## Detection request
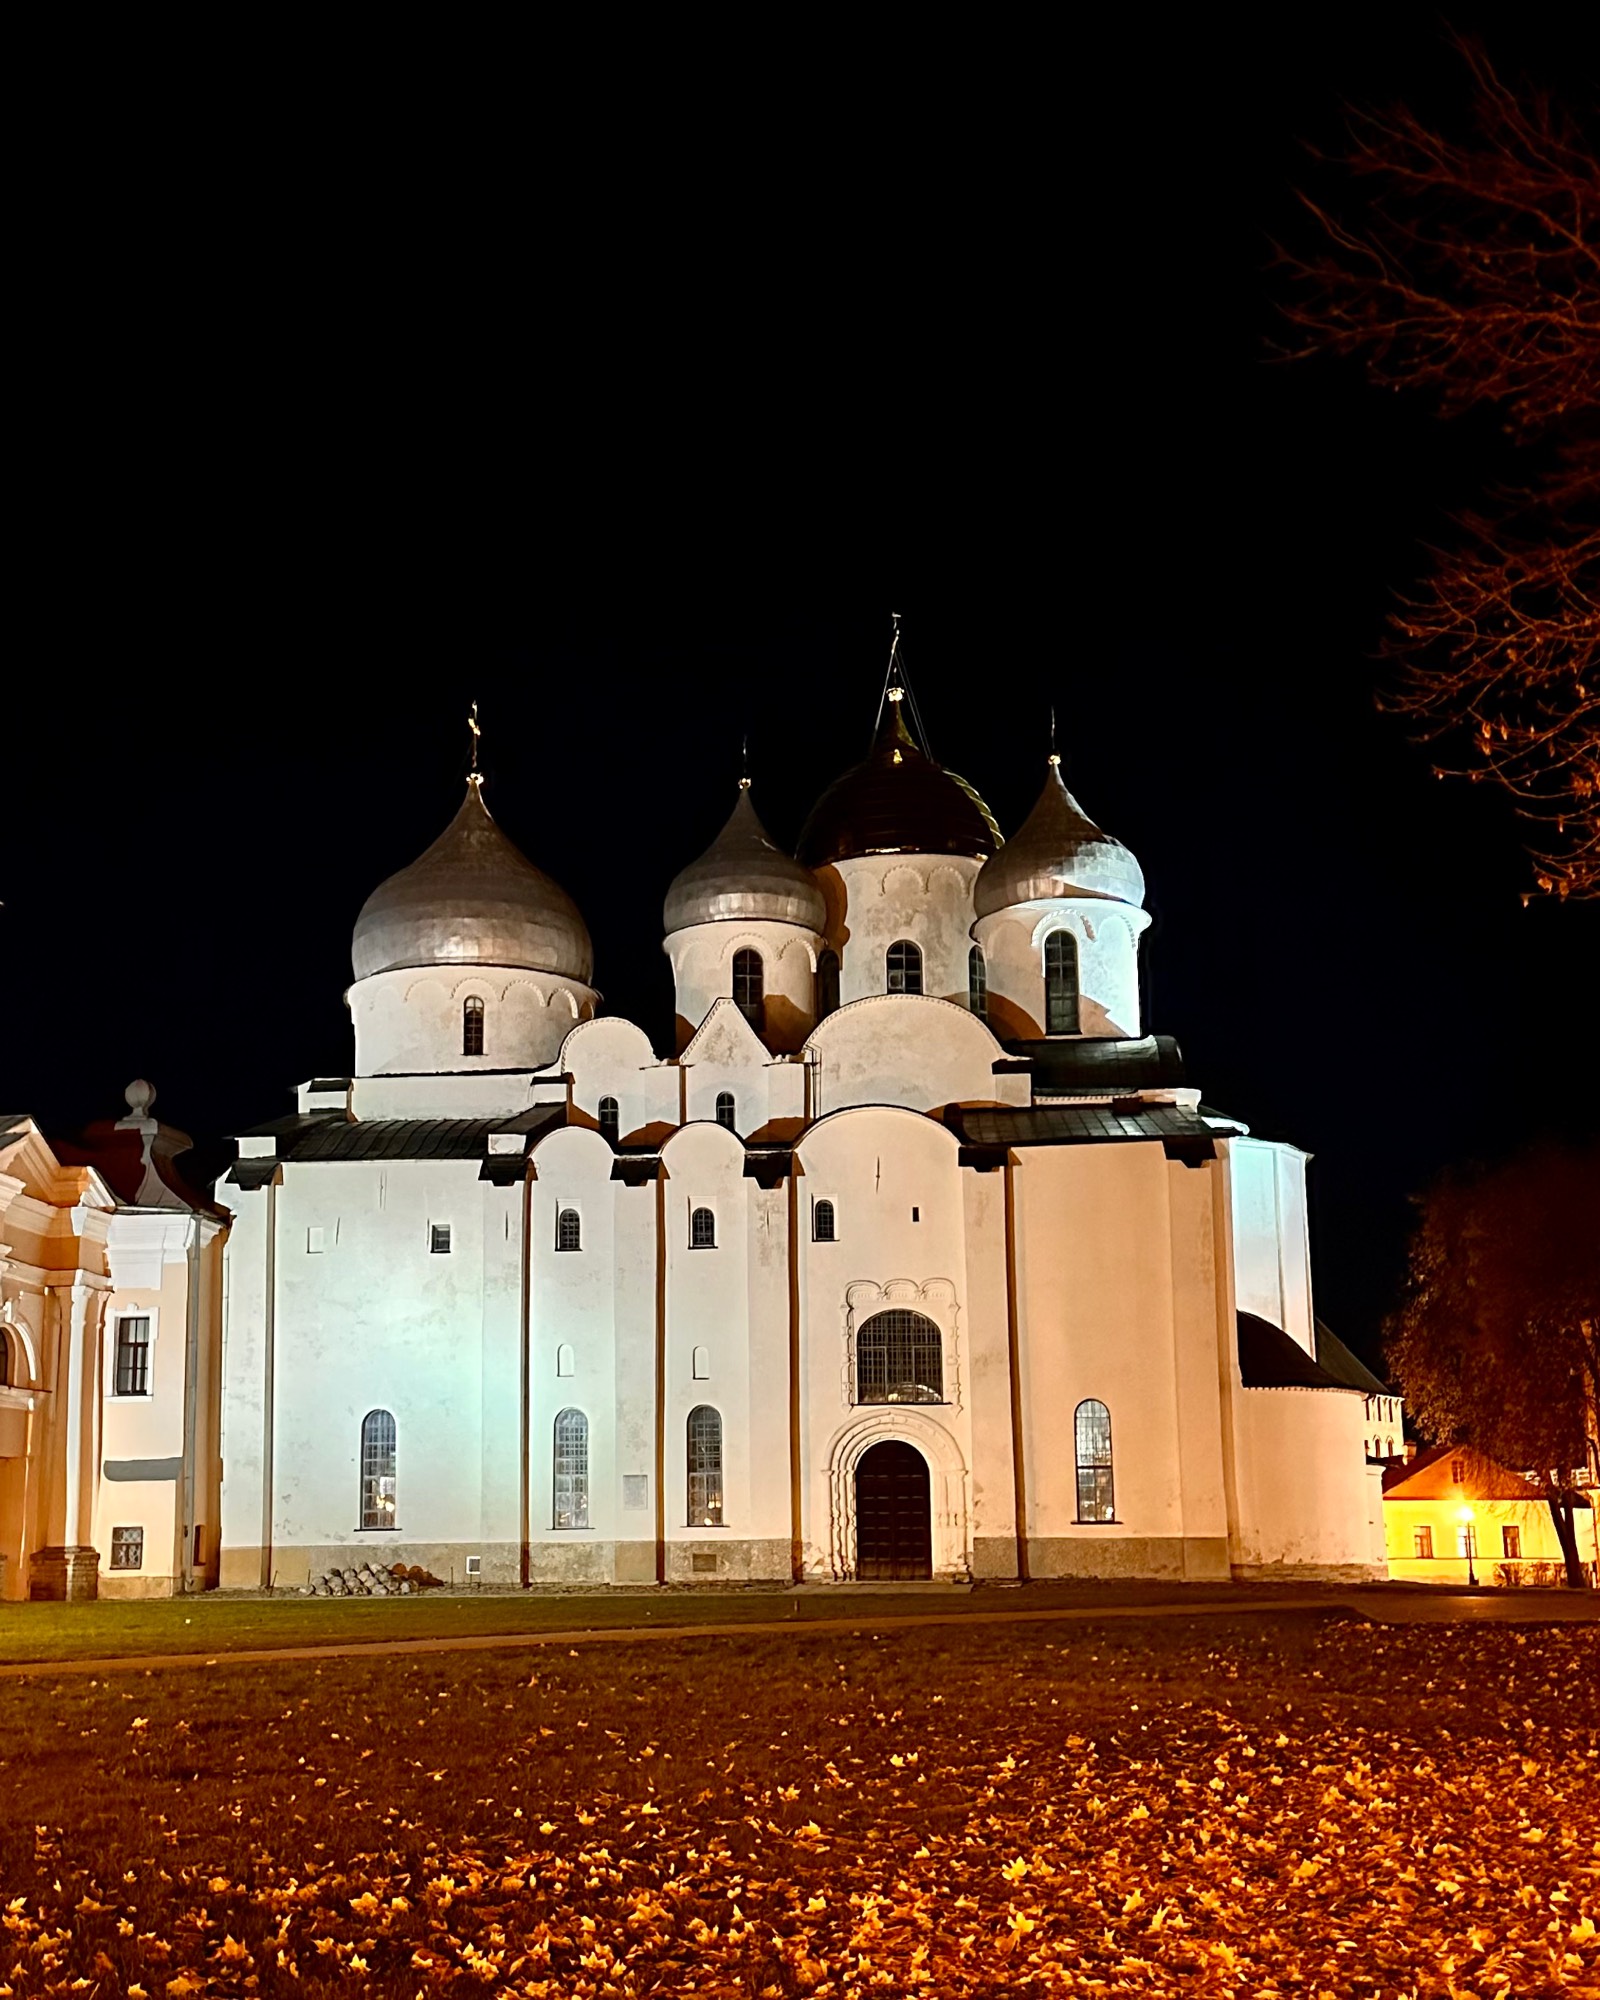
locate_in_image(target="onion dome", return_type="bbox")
[974,756,1144,915]
[797,691,1001,867]
[352,777,593,982]
[664,781,826,935]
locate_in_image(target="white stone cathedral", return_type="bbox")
[214,674,1390,1590]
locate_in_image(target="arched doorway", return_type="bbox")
[854,1439,931,1580]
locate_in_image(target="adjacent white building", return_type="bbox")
[215,677,1388,1590]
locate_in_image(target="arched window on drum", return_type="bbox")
[1044,929,1080,1035]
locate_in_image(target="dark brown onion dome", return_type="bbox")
[796,694,1001,867]
[973,757,1144,914]
[663,782,827,935]
[353,778,593,982]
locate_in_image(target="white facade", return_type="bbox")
[214,693,1385,1589]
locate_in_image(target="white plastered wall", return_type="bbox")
[349,964,597,1077]
[559,1017,678,1145]
[664,920,822,1055]
[821,855,984,1008]
[805,995,1014,1117]
[971,901,1148,1041]
[1229,1138,1315,1355]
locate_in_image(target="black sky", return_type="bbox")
[5,11,1596,1370]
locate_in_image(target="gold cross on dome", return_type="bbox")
[467,700,482,776]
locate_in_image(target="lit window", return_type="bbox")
[463,996,485,1056]
[886,939,923,995]
[968,945,987,1019]
[110,1525,144,1571]
[557,1207,582,1252]
[553,1408,589,1530]
[1502,1525,1521,1560]
[687,1405,724,1527]
[429,1224,452,1255]
[1044,930,1080,1035]
[733,949,764,1033]
[114,1316,152,1397]
[1457,1522,1478,1559]
[690,1207,716,1249]
[856,1309,942,1404]
[715,1091,737,1131]
[1414,1526,1433,1559]
[817,949,840,1018]
[1074,1399,1114,1522]
[813,1198,836,1243]
[598,1097,620,1145]
[360,1410,397,1529]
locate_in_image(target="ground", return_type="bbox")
[1,1604,1596,1997]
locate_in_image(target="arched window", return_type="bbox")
[968,945,987,1019]
[687,1405,724,1526]
[1074,1399,1114,1522]
[360,1410,397,1529]
[553,1408,589,1529]
[556,1343,576,1378]
[598,1097,620,1145]
[1385,1436,1395,1459]
[886,939,923,995]
[556,1207,582,1252]
[855,1309,943,1404]
[715,1090,737,1131]
[817,949,840,1019]
[462,996,485,1056]
[732,948,764,1032]
[813,1198,836,1243]
[690,1206,716,1249]
[1044,930,1079,1035]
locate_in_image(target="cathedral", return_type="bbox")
[206,664,1390,1591]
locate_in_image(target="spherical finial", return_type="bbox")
[886,685,904,704]
[124,1079,156,1117]
[1048,752,1062,768]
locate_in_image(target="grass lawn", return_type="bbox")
[1,1614,1596,1997]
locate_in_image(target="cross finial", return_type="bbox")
[467,700,482,781]
[1049,705,1060,768]
[740,732,751,790]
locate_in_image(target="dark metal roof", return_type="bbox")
[225,1106,566,1183]
[947,1102,1236,1149]
[1003,1035,1186,1094]
[797,696,1000,867]
[1314,1319,1392,1397]
[227,1161,280,1191]
[1237,1311,1357,1392]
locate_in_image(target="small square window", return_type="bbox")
[430,1224,452,1255]
[110,1526,144,1571]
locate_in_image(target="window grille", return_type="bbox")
[690,1207,716,1249]
[557,1207,582,1252]
[817,949,840,1019]
[360,1410,397,1529]
[813,1198,836,1243]
[114,1316,152,1397]
[429,1223,452,1255]
[1044,930,1080,1035]
[687,1405,724,1526]
[886,939,923,995]
[598,1096,620,1145]
[463,996,485,1056]
[1074,1398,1115,1522]
[855,1309,943,1404]
[110,1525,144,1570]
[715,1091,737,1130]
[1414,1526,1433,1559]
[732,948,764,1032]
[553,1408,589,1529]
[968,945,987,1019]
[1501,1525,1521,1559]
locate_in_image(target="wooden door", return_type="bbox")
[854,1440,932,1580]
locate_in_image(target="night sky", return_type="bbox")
[6,13,1595,1373]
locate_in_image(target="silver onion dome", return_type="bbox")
[974,757,1145,915]
[352,778,594,982]
[664,782,827,936]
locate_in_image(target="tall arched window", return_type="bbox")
[553,1408,589,1529]
[1074,1399,1114,1522]
[856,1309,943,1404]
[817,949,840,1019]
[360,1409,397,1529]
[598,1097,620,1145]
[463,996,485,1056]
[715,1091,737,1130]
[690,1206,716,1249]
[556,1207,582,1252]
[968,945,987,1019]
[813,1198,836,1243]
[886,939,923,995]
[1044,929,1080,1035]
[732,948,765,1032]
[687,1405,724,1526]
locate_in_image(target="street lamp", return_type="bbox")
[1458,1504,1478,1589]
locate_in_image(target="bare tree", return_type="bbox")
[1282,39,1599,898]
[1385,1143,1600,1585]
